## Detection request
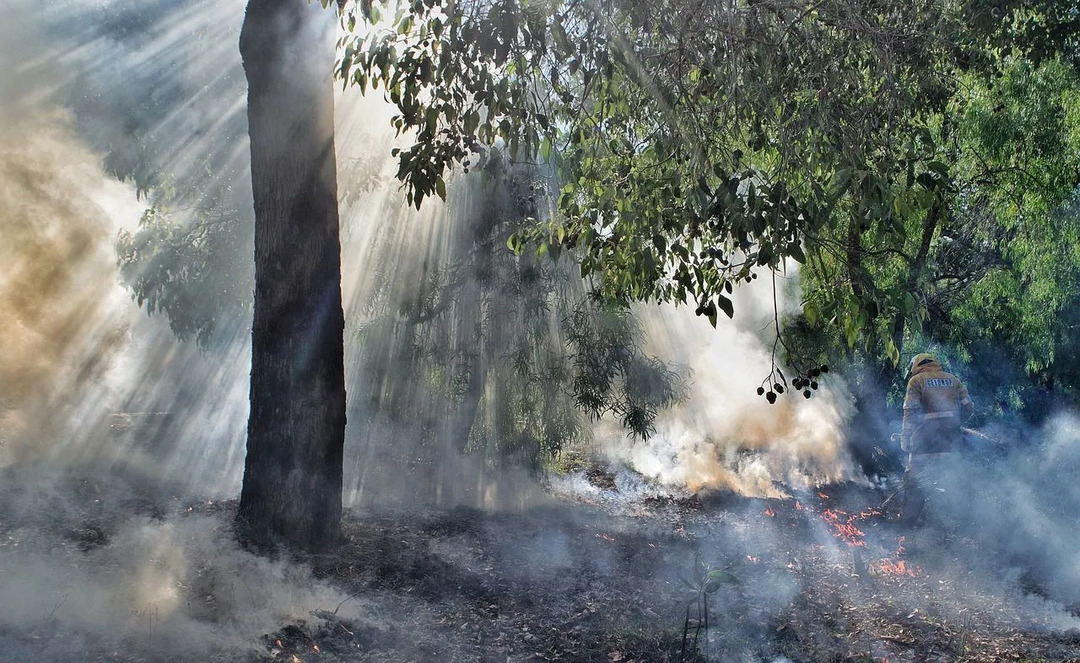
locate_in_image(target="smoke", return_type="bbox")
[0,470,357,662]
[4,2,1078,661]
[0,79,143,467]
[0,2,253,493]
[3,0,859,507]
[0,8,370,658]
[921,413,1080,609]
[604,270,859,497]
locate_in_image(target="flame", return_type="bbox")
[871,536,923,577]
[873,558,921,577]
[765,494,923,577]
[821,508,867,547]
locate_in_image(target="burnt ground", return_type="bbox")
[255,472,1080,663]
[2,467,1080,662]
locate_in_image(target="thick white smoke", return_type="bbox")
[0,471,358,661]
[924,412,1080,608]
[604,270,859,497]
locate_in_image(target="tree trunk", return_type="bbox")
[236,0,345,553]
[889,197,941,363]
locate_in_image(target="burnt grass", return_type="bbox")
[255,476,1080,663]
[3,467,1080,662]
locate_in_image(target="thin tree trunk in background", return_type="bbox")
[846,214,874,364]
[890,198,941,363]
[236,0,345,553]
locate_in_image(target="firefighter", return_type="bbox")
[901,353,974,458]
[896,353,974,523]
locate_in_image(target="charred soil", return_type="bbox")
[254,473,1080,663]
[2,468,1078,662]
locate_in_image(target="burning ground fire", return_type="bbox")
[764,490,922,578]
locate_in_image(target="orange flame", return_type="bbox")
[821,508,867,547]
[873,558,921,577]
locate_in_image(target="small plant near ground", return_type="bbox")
[677,555,739,661]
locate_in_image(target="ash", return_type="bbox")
[3,462,1080,663]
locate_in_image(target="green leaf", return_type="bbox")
[550,20,571,55]
[716,294,733,319]
[926,160,950,178]
[826,168,852,207]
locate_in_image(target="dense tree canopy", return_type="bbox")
[340,0,1080,404]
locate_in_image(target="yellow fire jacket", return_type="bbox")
[901,358,974,454]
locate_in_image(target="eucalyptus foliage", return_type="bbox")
[340,0,939,319]
[340,0,1080,403]
[116,199,252,348]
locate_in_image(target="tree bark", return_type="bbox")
[236,0,345,553]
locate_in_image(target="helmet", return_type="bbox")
[907,353,936,376]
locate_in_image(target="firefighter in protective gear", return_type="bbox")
[894,353,974,524]
[901,353,974,457]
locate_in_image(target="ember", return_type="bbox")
[821,508,868,547]
[871,536,923,577]
[872,558,920,577]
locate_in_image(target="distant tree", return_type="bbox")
[795,33,1080,414]
[55,1,255,348]
[348,160,685,490]
[116,197,252,349]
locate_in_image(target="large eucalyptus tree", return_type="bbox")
[236,0,345,552]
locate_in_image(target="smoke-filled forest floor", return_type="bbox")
[2,464,1080,663]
